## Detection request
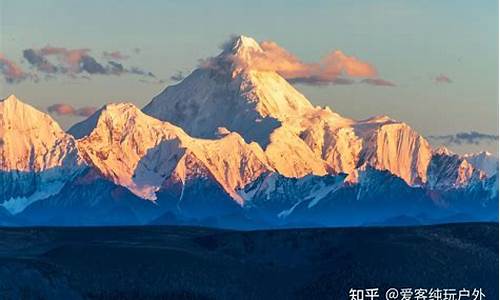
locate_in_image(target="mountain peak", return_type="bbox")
[1,94,33,111]
[0,95,83,213]
[0,94,81,184]
[1,94,64,134]
[98,102,143,118]
[1,94,20,103]
[434,146,453,156]
[143,35,315,146]
[223,35,263,55]
[69,102,170,139]
[463,151,498,177]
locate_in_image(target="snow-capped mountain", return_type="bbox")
[1,36,497,227]
[464,151,498,177]
[143,35,432,186]
[0,95,84,213]
[70,102,272,202]
[143,36,314,147]
[426,148,485,190]
[238,172,347,222]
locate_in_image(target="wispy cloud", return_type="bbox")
[203,35,393,86]
[288,76,356,86]
[18,46,157,82]
[108,61,125,74]
[22,46,101,75]
[0,53,30,83]
[47,103,97,117]
[434,74,452,84]
[170,71,185,81]
[102,51,129,60]
[23,49,58,73]
[361,78,396,87]
[74,106,98,117]
[129,66,155,77]
[428,131,498,145]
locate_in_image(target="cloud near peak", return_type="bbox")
[47,103,97,117]
[203,36,393,87]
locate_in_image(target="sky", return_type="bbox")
[0,0,498,154]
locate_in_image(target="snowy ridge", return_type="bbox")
[0,95,83,172]
[0,95,85,213]
[464,151,498,177]
[143,35,434,186]
[426,151,485,190]
[238,172,347,219]
[72,102,271,202]
[0,36,496,226]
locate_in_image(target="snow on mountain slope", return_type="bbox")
[142,35,434,185]
[238,172,346,220]
[426,150,485,190]
[354,119,432,185]
[264,125,330,177]
[296,113,433,184]
[72,103,189,200]
[0,95,84,213]
[464,151,498,177]
[16,167,164,226]
[195,132,272,201]
[1,36,496,227]
[299,109,361,174]
[143,36,314,147]
[0,95,82,172]
[160,131,273,205]
[71,103,272,202]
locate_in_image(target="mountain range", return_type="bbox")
[1,36,498,228]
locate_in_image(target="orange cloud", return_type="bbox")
[47,103,97,117]
[0,53,28,83]
[102,51,129,60]
[39,47,90,70]
[47,103,76,115]
[435,74,452,84]
[323,50,377,78]
[23,46,156,80]
[75,106,98,117]
[205,37,379,86]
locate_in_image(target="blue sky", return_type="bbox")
[0,0,498,154]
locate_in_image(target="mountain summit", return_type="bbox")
[70,102,271,202]
[0,95,83,213]
[143,35,432,185]
[1,36,497,227]
[143,35,314,147]
[222,35,264,57]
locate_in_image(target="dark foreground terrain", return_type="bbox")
[0,223,497,300]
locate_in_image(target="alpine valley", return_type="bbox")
[1,36,498,228]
